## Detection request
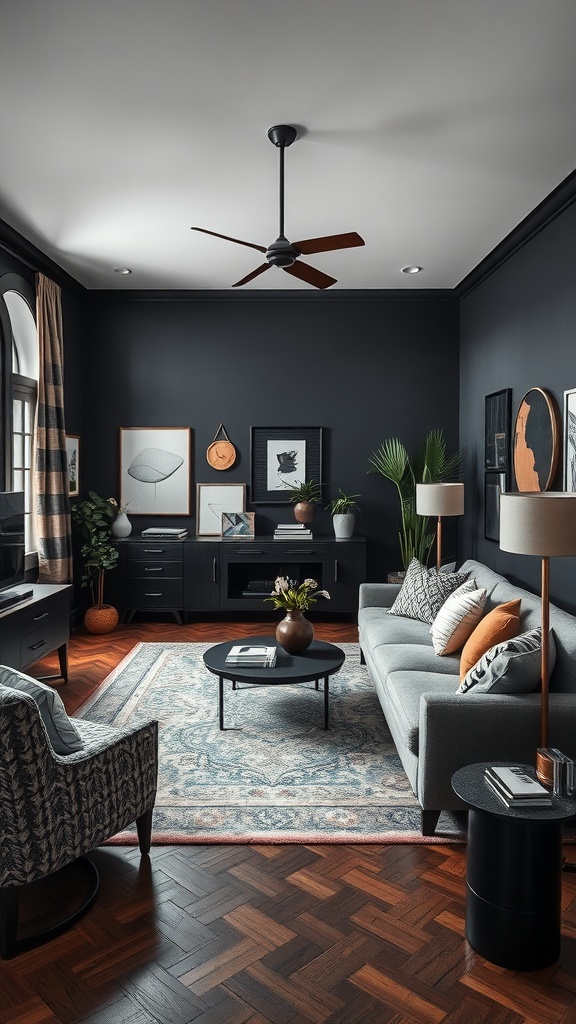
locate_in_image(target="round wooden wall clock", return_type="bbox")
[513,387,561,491]
[206,424,236,470]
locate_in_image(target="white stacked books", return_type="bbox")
[274,523,313,539]
[141,527,188,539]
[225,644,277,667]
[484,765,552,808]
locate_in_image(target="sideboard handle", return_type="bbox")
[334,558,339,581]
[144,592,163,597]
[33,612,50,622]
[144,567,163,572]
[29,640,47,651]
[291,549,313,555]
[212,557,217,583]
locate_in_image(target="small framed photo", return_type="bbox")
[197,483,246,536]
[564,388,576,491]
[251,426,323,503]
[485,389,511,473]
[120,427,191,515]
[221,511,255,539]
[484,471,507,542]
[65,435,80,497]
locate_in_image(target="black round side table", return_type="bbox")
[452,761,576,971]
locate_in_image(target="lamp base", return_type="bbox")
[536,749,555,788]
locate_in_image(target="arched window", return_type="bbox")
[0,275,38,555]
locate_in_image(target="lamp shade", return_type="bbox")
[416,483,464,517]
[500,492,576,557]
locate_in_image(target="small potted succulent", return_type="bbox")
[287,479,322,523]
[326,489,361,539]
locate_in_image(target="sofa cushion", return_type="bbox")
[359,607,439,648]
[383,671,459,755]
[459,600,522,679]
[0,665,84,754]
[371,641,460,682]
[388,558,470,624]
[457,627,556,695]
[431,582,488,655]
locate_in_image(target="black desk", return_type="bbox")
[203,635,345,731]
[452,762,576,970]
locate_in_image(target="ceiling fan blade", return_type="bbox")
[293,232,365,255]
[191,227,267,254]
[283,260,337,290]
[232,263,271,287]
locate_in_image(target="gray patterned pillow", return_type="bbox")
[456,627,556,694]
[0,665,84,754]
[388,558,470,624]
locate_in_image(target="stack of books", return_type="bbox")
[274,523,313,539]
[241,580,274,598]
[141,527,188,539]
[484,765,552,808]
[224,644,277,667]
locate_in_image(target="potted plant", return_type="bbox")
[71,491,120,634]
[264,575,330,653]
[367,428,464,576]
[325,489,361,539]
[287,479,322,524]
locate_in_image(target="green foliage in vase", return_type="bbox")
[287,479,322,504]
[71,491,119,608]
[368,428,465,570]
[264,576,330,611]
[325,489,361,515]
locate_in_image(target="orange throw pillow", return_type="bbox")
[459,599,522,680]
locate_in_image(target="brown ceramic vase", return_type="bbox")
[293,501,316,524]
[275,610,314,655]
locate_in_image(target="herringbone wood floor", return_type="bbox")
[3,618,576,1024]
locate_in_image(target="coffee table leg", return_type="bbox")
[324,677,329,730]
[219,675,224,729]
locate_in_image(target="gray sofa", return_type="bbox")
[358,558,576,835]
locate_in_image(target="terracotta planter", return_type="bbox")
[84,604,119,635]
[293,501,316,524]
[276,609,314,655]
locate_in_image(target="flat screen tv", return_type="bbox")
[0,491,26,608]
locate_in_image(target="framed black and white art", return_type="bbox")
[250,427,323,504]
[65,435,80,497]
[564,388,576,492]
[120,427,191,515]
[196,483,246,536]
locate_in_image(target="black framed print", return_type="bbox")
[250,427,323,504]
[484,471,507,542]
[564,388,576,491]
[485,389,511,472]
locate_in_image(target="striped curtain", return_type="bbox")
[35,273,72,583]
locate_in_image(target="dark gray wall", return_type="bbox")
[460,199,576,612]
[80,291,460,580]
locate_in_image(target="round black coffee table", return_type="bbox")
[203,635,345,730]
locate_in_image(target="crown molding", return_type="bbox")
[456,168,576,298]
[0,217,87,296]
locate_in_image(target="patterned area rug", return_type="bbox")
[77,642,466,844]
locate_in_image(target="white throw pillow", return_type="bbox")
[388,558,470,624]
[431,582,487,655]
[456,627,556,695]
[0,665,84,754]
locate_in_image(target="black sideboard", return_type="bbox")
[114,536,366,620]
[0,584,71,680]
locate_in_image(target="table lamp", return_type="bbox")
[416,482,465,572]
[499,492,576,786]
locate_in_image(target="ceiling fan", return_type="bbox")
[191,125,365,290]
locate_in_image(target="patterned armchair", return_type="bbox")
[0,682,158,959]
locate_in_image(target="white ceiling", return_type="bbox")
[1,0,576,292]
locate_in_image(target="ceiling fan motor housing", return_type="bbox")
[266,235,299,267]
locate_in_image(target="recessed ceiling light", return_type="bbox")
[113,267,132,275]
[401,265,423,274]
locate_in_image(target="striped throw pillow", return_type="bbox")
[431,582,488,655]
[456,627,556,694]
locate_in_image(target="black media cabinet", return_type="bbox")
[115,536,366,621]
[0,583,71,680]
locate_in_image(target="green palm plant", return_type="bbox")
[368,428,464,569]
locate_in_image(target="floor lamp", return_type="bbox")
[499,492,576,786]
[416,483,465,572]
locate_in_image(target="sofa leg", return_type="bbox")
[136,807,154,855]
[421,809,441,837]
[359,647,366,665]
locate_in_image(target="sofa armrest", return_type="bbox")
[359,582,400,610]
[417,691,576,808]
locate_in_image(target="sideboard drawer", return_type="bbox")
[128,558,183,578]
[127,579,184,609]
[128,541,184,560]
